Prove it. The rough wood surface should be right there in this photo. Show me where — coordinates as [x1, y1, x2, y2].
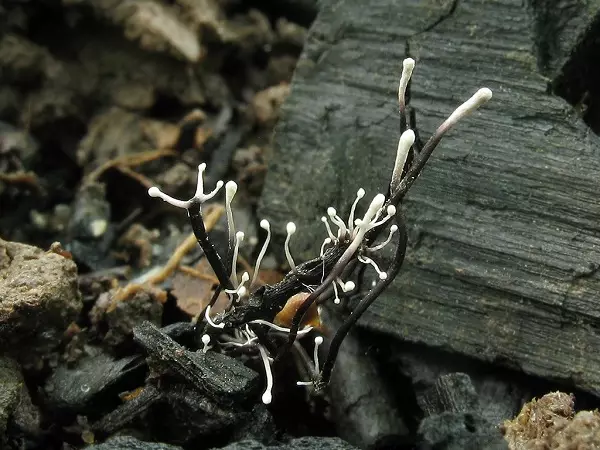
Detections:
[260, 0, 600, 394]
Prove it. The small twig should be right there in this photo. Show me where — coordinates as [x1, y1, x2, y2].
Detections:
[0, 171, 44, 194]
[115, 166, 157, 189]
[177, 265, 220, 284]
[86, 149, 176, 183]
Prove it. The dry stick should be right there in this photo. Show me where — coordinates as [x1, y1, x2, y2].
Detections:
[318, 213, 408, 388]
[177, 265, 220, 284]
[86, 149, 176, 183]
[116, 166, 157, 189]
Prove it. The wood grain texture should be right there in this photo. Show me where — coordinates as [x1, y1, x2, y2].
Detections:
[260, 0, 600, 394]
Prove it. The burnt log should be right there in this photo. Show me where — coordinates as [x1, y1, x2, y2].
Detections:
[259, 0, 600, 395]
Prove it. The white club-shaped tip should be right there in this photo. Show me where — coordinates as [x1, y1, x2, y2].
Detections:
[387, 205, 396, 215]
[236, 231, 245, 240]
[241, 272, 250, 283]
[390, 224, 399, 232]
[391, 130, 416, 191]
[357, 188, 365, 198]
[444, 87, 493, 130]
[343, 281, 355, 292]
[476, 87, 493, 103]
[201, 334, 211, 345]
[379, 272, 388, 280]
[262, 392, 272, 404]
[260, 219, 270, 230]
[315, 336, 324, 345]
[286, 222, 296, 234]
[403, 58, 415, 71]
[225, 181, 237, 201]
[198, 163, 207, 172]
[400, 129, 416, 149]
[372, 194, 386, 210]
[148, 187, 161, 197]
[327, 207, 336, 217]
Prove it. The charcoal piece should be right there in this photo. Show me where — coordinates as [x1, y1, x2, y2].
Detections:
[101, 285, 165, 347]
[323, 310, 408, 448]
[95, 379, 273, 445]
[415, 373, 508, 449]
[133, 321, 258, 405]
[394, 348, 528, 425]
[160, 321, 196, 343]
[155, 382, 247, 445]
[45, 353, 144, 411]
[418, 373, 479, 417]
[259, 0, 600, 398]
[93, 385, 163, 436]
[417, 412, 508, 450]
[213, 436, 360, 449]
[86, 435, 183, 449]
[228, 404, 277, 445]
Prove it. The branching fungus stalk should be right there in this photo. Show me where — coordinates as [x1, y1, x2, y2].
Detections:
[147, 58, 492, 403]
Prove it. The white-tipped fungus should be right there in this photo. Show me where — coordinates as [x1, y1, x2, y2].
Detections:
[284, 222, 297, 271]
[251, 219, 271, 287]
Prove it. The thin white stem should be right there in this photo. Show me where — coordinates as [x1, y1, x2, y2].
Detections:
[251, 219, 271, 287]
[370, 224, 399, 251]
[398, 58, 415, 110]
[313, 336, 323, 373]
[201, 334, 211, 353]
[332, 281, 340, 304]
[258, 345, 274, 404]
[440, 88, 493, 134]
[348, 188, 365, 231]
[327, 207, 348, 239]
[202, 180, 224, 202]
[148, 187, 192, 209]
[321, 216, 336, 241]
[204, 305, 225, 329]
[225, 181, 238, 250]
[342, 193, 386, 261]
[148, 163, 223, 207]
[391, 130, 416, 193]
[284, 222, 297, 271]
[368, 205, 396, 229]
[231, 231, 244, 286]
[226, 272, 249, 301]
[249, 319, 313, 336]
[320, 238, 332, 258]
[358, 255, 388, 280]
[337, 278, 355, 293]
[194, 163, 207, 199]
